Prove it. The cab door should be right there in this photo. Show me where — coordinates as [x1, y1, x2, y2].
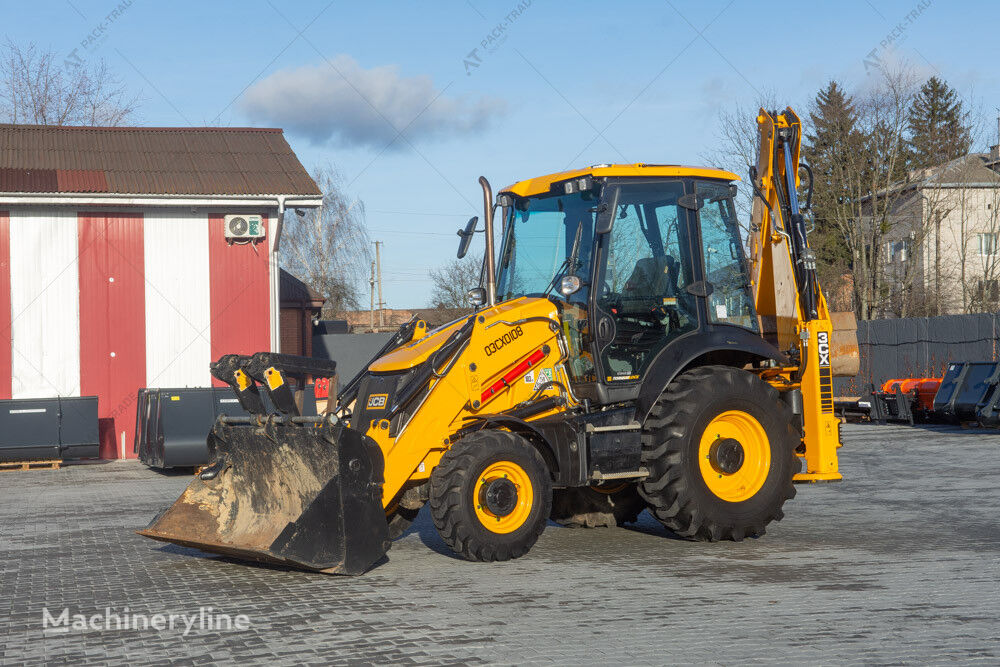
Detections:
[690, 180, 760, 334]
[590, 180, 700, 395]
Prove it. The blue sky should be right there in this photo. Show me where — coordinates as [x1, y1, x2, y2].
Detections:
[7, 0, 999, 307]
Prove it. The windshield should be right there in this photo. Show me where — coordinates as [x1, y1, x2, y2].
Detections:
[495, 190, 597, 301]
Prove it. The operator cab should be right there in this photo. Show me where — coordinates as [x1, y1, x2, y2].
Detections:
[486, 164, 762, 405]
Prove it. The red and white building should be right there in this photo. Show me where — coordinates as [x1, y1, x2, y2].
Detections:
[0, 124, 322, 458]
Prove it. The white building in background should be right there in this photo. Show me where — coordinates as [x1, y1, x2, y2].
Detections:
[878, 149, 1000, 317]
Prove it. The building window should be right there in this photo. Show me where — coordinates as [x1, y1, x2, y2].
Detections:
[885, 240, 910, 263]
[978, 233, 999, 256]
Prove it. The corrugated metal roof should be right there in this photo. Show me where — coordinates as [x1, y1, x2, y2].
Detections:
[0, 124, 321, 197]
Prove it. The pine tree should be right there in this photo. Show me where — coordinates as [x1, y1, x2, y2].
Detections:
[906, 77, 972, 169]
[803, 81, 859, 271]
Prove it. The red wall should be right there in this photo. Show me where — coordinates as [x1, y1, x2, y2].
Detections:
[0, 212, 9, 399]
[78, 213, 146, 458]
[208, 214, 271, 385]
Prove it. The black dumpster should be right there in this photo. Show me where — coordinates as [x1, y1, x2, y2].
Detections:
[932, 362, 1000, 423]
[135, 386, 317, 468]
[0, 396, 99, 462]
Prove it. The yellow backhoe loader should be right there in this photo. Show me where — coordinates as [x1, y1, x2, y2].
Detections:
[140, 108, 859, 575]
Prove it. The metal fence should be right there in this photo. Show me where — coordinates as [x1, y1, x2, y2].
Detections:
[312, 332, 395, 390]
[313, 318, 1000, 400]
[834, 313, 1000, 396]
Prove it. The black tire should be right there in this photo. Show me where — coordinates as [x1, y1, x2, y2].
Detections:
[386, 505, 421, 540]
[639, 365, 798, 541]
[429, 430, 552, 562]
[550, 483, 646, 528]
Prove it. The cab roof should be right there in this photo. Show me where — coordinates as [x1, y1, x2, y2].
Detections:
[500, 163, 740, 198]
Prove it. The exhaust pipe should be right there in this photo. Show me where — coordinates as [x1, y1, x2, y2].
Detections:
[479, 176, 497, 306]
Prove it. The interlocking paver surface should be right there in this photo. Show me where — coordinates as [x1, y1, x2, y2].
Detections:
[1, 424, 998, 665]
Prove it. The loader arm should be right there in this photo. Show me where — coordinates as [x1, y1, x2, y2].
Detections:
[749, 108, 843, 481]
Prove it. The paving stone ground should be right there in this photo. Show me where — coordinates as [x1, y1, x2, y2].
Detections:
[1, 423, 999, 665]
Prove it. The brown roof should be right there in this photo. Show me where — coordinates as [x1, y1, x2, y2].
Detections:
[0, 124, 321, 196]
[279, 269, 325, 308]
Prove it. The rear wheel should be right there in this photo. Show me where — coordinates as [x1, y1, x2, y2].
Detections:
[639, 366, 797, 541]
[429, 430, 552, 562]
[550, 483, 646, 528]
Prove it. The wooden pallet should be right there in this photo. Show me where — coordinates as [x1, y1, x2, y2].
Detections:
[0, 459, 62, 471]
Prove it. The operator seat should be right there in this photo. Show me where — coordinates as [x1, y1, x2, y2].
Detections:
[621, 255, 680, 308]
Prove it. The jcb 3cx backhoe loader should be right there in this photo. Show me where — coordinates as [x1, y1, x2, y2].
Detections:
[140, 108, 859, 575]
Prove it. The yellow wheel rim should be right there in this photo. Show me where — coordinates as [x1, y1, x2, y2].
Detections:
[698, 410, 771, 503]
[474, 460, 534, 534]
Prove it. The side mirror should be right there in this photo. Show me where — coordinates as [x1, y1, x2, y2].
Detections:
[456, 216, 478, 259]
[466, 287, 486, 307]
[595, 186, 619, 234]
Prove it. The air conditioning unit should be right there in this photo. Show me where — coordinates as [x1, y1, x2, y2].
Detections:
[224, 214, 265, 240]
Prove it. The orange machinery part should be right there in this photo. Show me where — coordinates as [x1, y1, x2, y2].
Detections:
[881, 377, 942, 412]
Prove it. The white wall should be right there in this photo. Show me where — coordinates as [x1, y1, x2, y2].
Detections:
[9, 208, 81, 398]
[143, 210, 212, 387]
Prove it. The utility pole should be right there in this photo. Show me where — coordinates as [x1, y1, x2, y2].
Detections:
[369, 261, 376, 333]
[373, 241, 385, 328]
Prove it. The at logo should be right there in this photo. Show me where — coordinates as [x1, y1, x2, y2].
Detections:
[817, 331, 830, 367]
[366, 393, 388, 409]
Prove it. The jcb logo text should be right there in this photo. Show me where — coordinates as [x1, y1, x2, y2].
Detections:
[366, 393, 388, 409]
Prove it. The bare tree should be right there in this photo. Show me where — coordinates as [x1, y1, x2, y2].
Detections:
[949, 171, 1000, 314]
[969, 191, 1000, 313]
[704, 91, 862, 310]
[281, 164, 372, 317]
[826, 66, 920, 319]
[428, 254, 482, 309]
[880, 145, 995, 318]
[702, 91, 780, 230]
[0, 41, 138, 125]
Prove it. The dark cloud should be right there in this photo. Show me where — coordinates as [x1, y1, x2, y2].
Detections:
[241, 56, 505, 149]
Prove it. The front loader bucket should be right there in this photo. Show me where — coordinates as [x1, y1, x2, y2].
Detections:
[138, 417, 390, 576]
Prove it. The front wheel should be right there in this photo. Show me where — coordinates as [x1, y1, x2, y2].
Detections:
[639, 366, 798, 541]
[429, 430, 552, 562]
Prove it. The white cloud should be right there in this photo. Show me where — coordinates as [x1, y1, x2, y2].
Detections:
[240, 56, 505, 149]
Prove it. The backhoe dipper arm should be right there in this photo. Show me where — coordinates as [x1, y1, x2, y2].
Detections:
[750, 107, 841, 482]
